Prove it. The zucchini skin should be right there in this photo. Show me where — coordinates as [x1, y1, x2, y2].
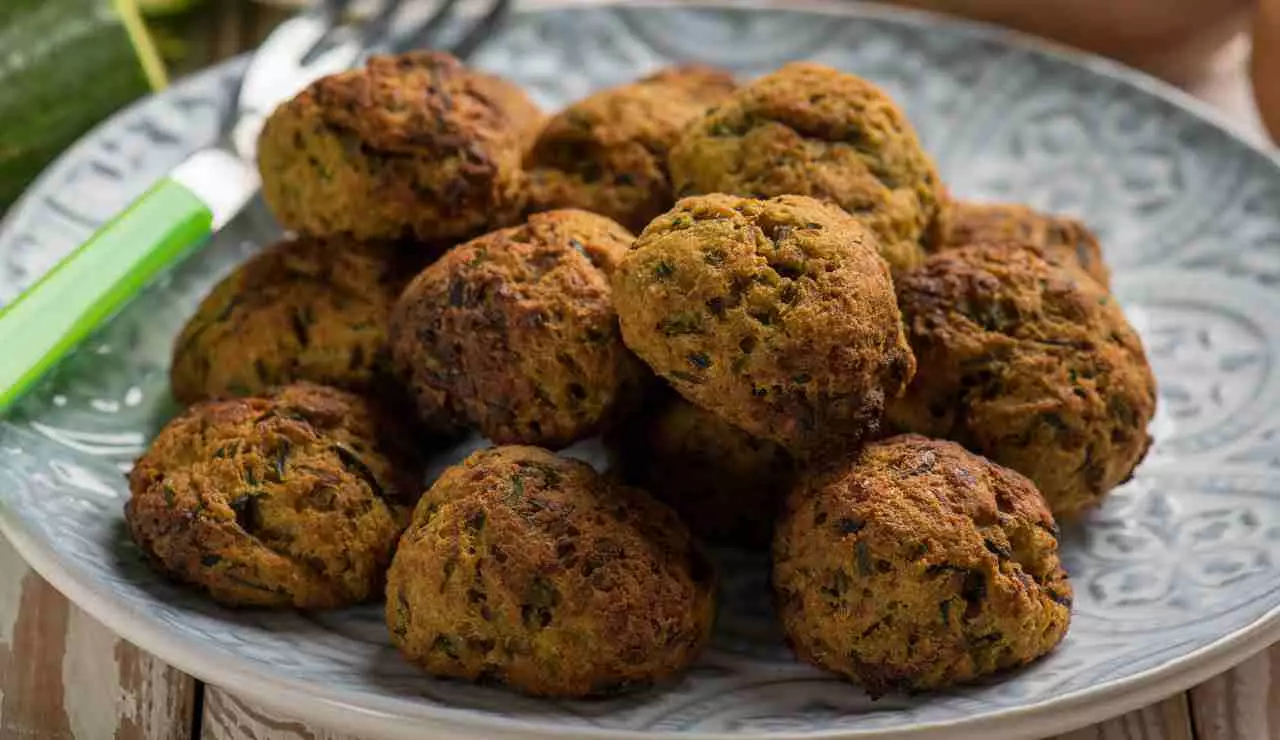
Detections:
[0, 2, 152, 207]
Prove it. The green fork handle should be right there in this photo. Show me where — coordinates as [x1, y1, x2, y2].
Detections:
[0, 178, 213, 414]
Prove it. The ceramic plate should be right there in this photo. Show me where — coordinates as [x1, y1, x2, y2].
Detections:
[3, 1, 1280, 738]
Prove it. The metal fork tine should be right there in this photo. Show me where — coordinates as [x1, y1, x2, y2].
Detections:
[450, 0, 511, 60]
[356, 0, 415, 53]
[385, 0, 463, 55]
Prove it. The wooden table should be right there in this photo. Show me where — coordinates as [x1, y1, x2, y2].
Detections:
[2, 10, 1278, 740]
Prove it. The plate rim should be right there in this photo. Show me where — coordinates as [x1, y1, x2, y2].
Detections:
[3, 0, 1279, 738]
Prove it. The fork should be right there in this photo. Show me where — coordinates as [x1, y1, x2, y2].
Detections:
[0, 0, 511, 414]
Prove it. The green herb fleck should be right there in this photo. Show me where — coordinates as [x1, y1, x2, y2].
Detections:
[431, 635, 460, 659]
[836, 517, 865, 535]
[507, 474, 525, 505]
[267, 439, 291, 483]
[653, 260, 675, 280]
[230, 493, 262, 533]
[162, 484, 176, 507]
[661, 313, 704, 336]
[391, 591, 411, 637]
[290, 310, 310, 348]
[708, 120, 735, 137]
[334, 444, 391, 501]
[856, 541, 873, 576]
[201, 554, 221, 567]
[670, 370, 704, 385]
[688, 352, 712, 370]
[984, 538, 1012, 559]
[226, 381, 252, 397]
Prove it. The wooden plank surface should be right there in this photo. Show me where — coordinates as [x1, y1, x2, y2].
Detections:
[1051, 695, 1197, 740]
[1190, 650, 1280, 740]
[200, 688, 353, 740]
[0, 536, 197, 740]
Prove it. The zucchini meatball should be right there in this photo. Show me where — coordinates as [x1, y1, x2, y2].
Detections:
[668, 62, 947, 273]
[125, 383, 421, 609]
[170, 236, 420, 406]
[258, 51, 534, 244]
[526, 64, 737, 232]
[386, 445, 715, 697]
[612, 194, 915, 459]
[389, 209, 648, 448]
[942, 201, 1111, 287]
[609, 392, 795, 548]
[887, 245, 1156, 517]
[774, 435, 1072, 696]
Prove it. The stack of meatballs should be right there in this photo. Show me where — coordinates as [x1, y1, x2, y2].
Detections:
[125, 51, 1156, 700]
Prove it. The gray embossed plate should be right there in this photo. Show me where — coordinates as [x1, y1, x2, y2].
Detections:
[2, 1, 1279, 738]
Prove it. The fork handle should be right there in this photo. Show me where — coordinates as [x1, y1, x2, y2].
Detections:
[0, 177, 212, 413]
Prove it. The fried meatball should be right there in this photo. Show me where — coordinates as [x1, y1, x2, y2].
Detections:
[258, 51, 531, 244]
[170, 236, 421, 406]
[525, 64, 737, 232]
[774, 435, 1072, 696]
[389, 209, 648, 448]
[942, 201, 1111, 287]
[386, 445, 715, 697]
[887, 245, 1156, 517]
[473, 70, 545, 153]
[125, 383, 422, 609]
[610, 392, 795, 548]
[668, 62, 946, 274]
[612, 194, 915, 459]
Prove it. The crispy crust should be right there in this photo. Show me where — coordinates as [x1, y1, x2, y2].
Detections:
[608, 391, 795, 548]
[258, 52, 532, 244]
[169, 236, 422, 407]
[389, 209, 648, 447]
[774, 434, 1072, 695]
[887, 244, 1156, 517]
[125, 383, 423, 609]
[668, 62, 947, 273]
[386, 445, 715, 697]
[612, 193, 915, 459]
[941, 201, 1111, 288]
[525, 65, 737, 232]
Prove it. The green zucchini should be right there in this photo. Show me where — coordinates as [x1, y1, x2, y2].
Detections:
[0, 0, 166, 208]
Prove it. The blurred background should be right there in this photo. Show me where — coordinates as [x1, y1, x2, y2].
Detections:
[1, 0, 1273, 212]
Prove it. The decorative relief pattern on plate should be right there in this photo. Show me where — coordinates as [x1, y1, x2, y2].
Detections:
[2, 4, 1279, 737]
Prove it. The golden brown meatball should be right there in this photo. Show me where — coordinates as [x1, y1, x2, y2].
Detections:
[386, 445, 715, 697]
[258, 52, 533, 244]
[125, 383, 422, 609]
[609, 392, 795, 548]
[887, 245, 1156, 517]
[389, 209, 648, 448]
[612, 194, 915, 459]
[774, 434, 1072, 696]
[473, 70, 546, 153]
[942, 201, 1111, 287]
[668, 62, 947, 274]
[525, 65, 737, 232]
[170, 236, 422, 406]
